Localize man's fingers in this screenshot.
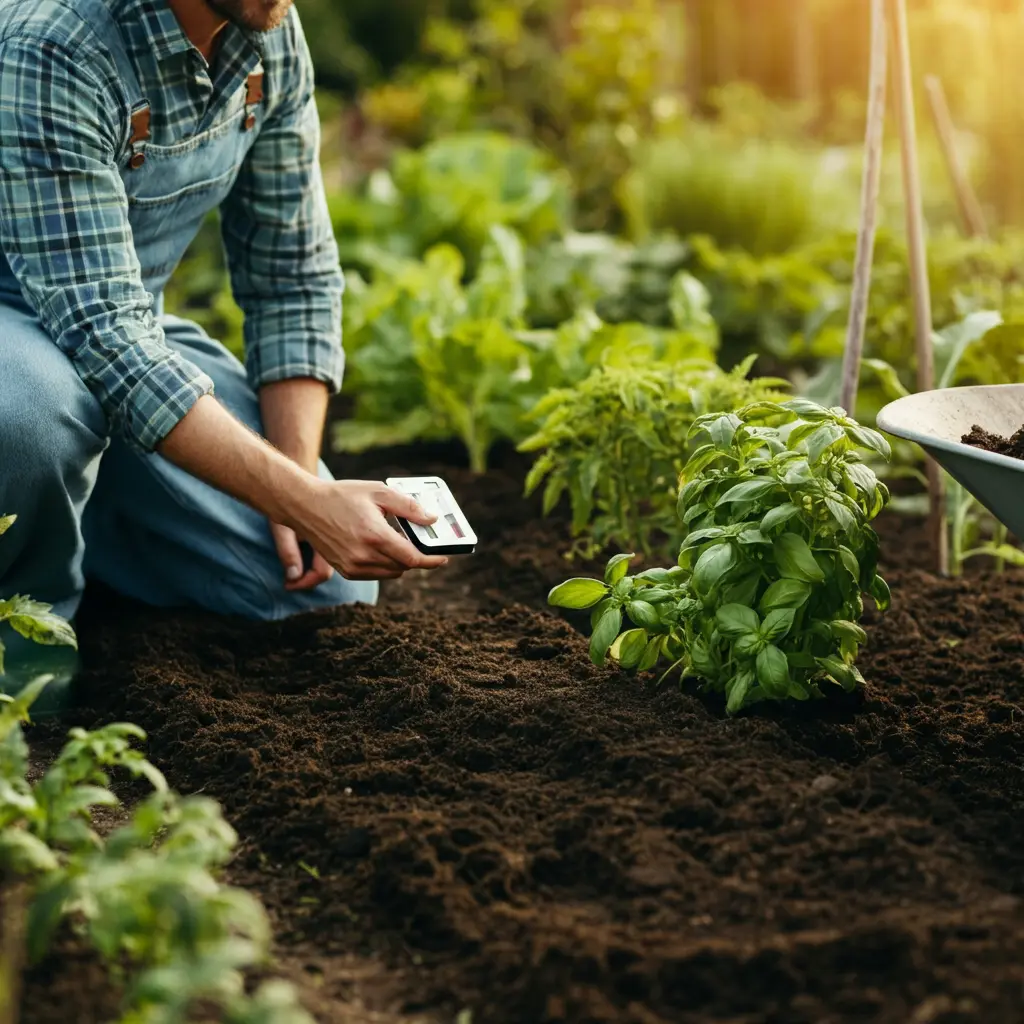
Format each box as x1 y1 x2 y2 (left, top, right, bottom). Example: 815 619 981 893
369 524 449 570
373 486 437 526
271 523 304 583
285 551 335 592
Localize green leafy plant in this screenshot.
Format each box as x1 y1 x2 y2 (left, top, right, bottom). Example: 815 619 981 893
0 516 77 675
0 682 313 1024
521 355 788 559
331 132 571 273
549 399 891 714
335 226 543 471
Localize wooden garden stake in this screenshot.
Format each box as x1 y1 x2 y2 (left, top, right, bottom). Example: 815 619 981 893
840 0 887 417
924 75 988 239
889 0 948 576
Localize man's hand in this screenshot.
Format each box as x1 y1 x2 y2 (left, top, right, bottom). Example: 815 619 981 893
271 523 334 591
158 395 449 584
299 480 448 580
259 378 333 591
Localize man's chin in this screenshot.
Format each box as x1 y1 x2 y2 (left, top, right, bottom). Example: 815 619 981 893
206 0 293 32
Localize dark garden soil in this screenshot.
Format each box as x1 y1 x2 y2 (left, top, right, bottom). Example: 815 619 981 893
963 424 1024 460
19 441 1024 1023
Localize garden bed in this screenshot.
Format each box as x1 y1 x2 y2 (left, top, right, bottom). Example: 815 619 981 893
22 442 1024 1023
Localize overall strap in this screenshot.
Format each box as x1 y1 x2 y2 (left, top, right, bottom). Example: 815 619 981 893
65 0 151 168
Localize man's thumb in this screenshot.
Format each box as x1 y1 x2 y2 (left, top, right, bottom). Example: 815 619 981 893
272 524 303 581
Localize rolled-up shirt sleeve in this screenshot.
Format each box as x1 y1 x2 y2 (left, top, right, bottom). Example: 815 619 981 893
0 36 214 453
220 11 345 393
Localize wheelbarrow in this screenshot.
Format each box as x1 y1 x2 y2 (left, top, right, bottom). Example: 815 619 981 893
876 383 1024 539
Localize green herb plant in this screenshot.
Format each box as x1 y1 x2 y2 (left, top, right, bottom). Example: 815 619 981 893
0 516 77 675
549 400 892 714
0 680 313 1024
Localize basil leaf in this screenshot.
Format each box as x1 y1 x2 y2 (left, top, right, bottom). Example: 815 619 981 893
781 399 830 420
869 574 891 611
726 670 755 715
604 553 635 585
761 607 796 641
734 633 764 656
682 527 726 550
838 546 860 582
692 542 737 595
756 645 791 697
707 413 742 450
759 578 812 612
716 479 779 506
590 606 623 667
549 578 610 609
721 570 760 608
817 655 863 692
638 636 664 672
825 496 857 532
830 620 867 643
847 424 892 460
616 628 649 670
804 422 846 464
716 604 761 638
689 637 718 678
761 503 800 533
773 534 825 583
634 568 671 583
627 600 661 630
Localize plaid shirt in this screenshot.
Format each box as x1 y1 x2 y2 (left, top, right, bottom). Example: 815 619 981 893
0 0 343 452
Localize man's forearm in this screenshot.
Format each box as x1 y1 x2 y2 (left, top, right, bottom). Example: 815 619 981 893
258 377 330 473
158 394 318 528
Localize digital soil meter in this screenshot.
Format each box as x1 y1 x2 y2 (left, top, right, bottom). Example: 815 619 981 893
386 477 477 555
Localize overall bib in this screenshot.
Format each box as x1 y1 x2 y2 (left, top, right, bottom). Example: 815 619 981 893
0 0 377 629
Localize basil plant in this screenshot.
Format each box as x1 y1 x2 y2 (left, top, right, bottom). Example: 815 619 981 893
549 400 892 714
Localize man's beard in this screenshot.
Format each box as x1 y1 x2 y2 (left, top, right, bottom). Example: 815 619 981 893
205 0 294 32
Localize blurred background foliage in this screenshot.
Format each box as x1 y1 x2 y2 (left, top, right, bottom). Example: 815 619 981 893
169 0 1024 413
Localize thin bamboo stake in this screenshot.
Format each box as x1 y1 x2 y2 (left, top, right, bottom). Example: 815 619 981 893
840 0 887 417
924 75 988 239
889 0 948 576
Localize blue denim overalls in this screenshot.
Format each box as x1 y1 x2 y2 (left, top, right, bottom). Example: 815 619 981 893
0 0 376 632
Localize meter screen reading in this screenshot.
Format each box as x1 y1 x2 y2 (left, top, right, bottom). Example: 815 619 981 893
407 482 466 542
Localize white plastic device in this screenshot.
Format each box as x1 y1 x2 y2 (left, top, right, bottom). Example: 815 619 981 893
385 476 477 555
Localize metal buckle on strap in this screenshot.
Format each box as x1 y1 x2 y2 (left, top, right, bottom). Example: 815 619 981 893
127 104 151 170
243 68 264 131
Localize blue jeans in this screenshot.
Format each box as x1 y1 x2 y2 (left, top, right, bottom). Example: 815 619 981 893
0 299 377 623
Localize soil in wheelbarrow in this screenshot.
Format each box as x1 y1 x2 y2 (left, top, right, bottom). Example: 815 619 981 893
963 423 1024 460
22 442 1024 1023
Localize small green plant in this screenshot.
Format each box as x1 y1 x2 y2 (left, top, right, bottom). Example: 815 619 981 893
0 516 77 675
0 681 313 1024
521 354 788 559
549 400 891 714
